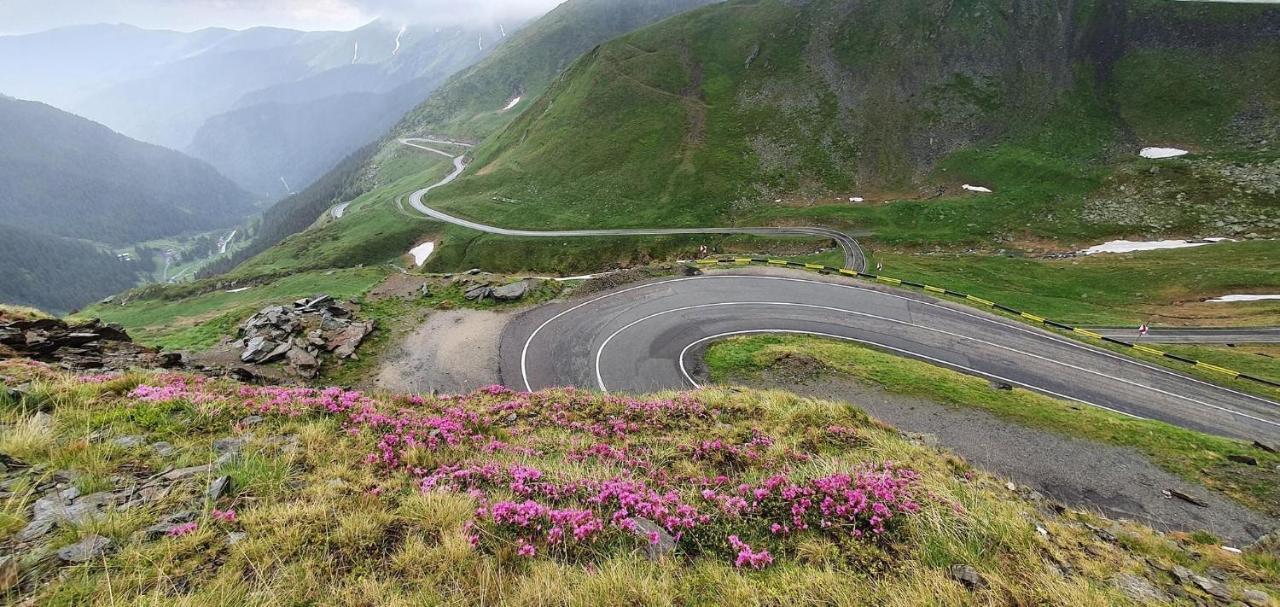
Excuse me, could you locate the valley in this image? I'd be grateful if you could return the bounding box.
[2,0,1280,604]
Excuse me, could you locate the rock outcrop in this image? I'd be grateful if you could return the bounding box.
[0,317,180,371]
[236,295,374,377]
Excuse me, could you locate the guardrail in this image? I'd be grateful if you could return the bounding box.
[696,257,1280,390]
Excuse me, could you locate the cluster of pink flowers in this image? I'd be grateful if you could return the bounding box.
[727,535,773,569]
[77,372,123,384]
[167,522,198,537]
[211,509,237,523]
[120,377,926,570]
[130,374,219,403]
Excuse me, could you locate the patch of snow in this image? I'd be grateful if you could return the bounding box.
[331,202,352,219]
[478,34,483,50]
[850,197,864,203]
[1081,238,1230,255]
[501,96,522,112]
[962,184,993,193]
[225,287,251,294]
[279,176,293,194]
[351,41,359,64]
[409,242,436,267]
[393,25,406,56]
[500,24,507,38]
[553,274,599,282]
[1140,147,1188,159]
[1208,294,1280,303]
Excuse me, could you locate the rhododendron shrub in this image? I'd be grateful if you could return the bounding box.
[123,376,925,569]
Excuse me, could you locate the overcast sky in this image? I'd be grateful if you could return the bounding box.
[0,0,566,35]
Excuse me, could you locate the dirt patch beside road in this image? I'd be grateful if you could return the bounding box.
[374,309,508,394]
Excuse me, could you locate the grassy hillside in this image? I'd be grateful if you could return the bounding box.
[2,365,1277,604]
[428,0,1278,243]
[391,0,719,143]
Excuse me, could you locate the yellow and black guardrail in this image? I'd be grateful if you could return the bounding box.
[696,257,1280,391]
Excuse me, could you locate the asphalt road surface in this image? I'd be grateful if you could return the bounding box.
[398,139,868,270]
[500,270,1280,443]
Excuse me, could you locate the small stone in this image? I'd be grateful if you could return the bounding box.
[113,435,144,448]
[57,535,113,563]
[1242,588,1272,607]
[1005,482,1017,491]
[239,415,265,427]
[213,437,246,455]
[948,564,985,589]
[1112,573,1170,604]
[1253,439,1278,454]
[628,517,676,560]
[207,476,231,501]
[227,532,248,545]
[1170,565,1195,583]
[15,518,54,542]
[1169,489,1209,507]
[161,464,212,481]
[1192,574,1231,601]
[151,442,175,457]
[0,555,17,592]
[1228,454,1258,466]
[989,380,1014,391]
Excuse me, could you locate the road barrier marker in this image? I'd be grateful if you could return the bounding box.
[696,257,1280,390]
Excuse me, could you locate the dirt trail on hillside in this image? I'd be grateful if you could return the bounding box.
[374,310,507,394]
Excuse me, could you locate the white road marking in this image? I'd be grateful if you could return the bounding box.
[675,329,1143,420]
[588,301,1279,429]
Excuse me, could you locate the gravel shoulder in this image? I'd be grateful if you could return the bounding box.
[722,370,1276,545]
[374,309,508,394]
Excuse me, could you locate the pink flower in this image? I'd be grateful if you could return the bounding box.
[211,509,237,523]
[517,539,537,557]
[167,522,198,537]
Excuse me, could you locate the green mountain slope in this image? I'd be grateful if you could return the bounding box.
[439,0,1279,237]
[206,0,719,280]
[392,0,720,142]
[0,224,140,314]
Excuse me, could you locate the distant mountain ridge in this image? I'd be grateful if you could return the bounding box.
[0,96,254,312]
[0,19,524,196]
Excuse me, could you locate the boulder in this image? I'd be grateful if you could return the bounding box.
[328,322,373,359]
[464,285,493,301]
[492,280,530,301]
[240,337,279,364]
[628,517,676,560]
[57,535,113,563]
[948,564,986,589]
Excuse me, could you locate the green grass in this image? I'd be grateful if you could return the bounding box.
[74,267,390,350]
[5,363,1277,604]
[704,334,1280,517]
[873,241,1280,327]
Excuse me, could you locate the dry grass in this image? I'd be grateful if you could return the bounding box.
[1,361,1276,605]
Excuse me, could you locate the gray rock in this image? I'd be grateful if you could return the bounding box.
[213,437,246,455]
[1254,439,1278,454]
[328,321,373,359]
[57,535,112,563]
[207,476,231,501]
[239,415,265,427]
[1169,489,1209,507]
[113,435,144,448]
[1191,574,1231,601]
[492,280,530,301]
[948,564,985,589]
[1112,573,1170,604]
[227,532,248,545]
[1228,454,1258,466]
[15,518,54,542]
[420,283,432,298]
[628,517,676,560]
[151,441,175,457]
[240,337,279,363]
[1242,588,1272,607]
[161,464,212,481]
[464,285,492,301]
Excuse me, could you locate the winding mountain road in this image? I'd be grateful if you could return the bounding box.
[499,271,1280,442]
[398,138,868,270]
[394,136,1280,442]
